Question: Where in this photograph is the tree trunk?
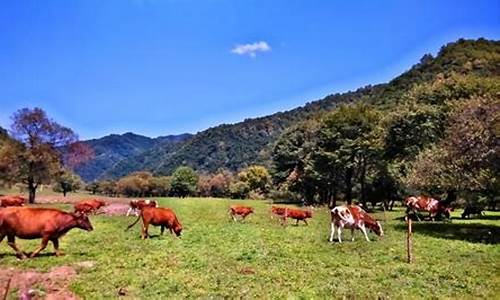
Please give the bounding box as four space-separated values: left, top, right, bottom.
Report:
28 179 37 204
360 158 367 208
345 168 353 205
63 190 67 197
445 189 457 204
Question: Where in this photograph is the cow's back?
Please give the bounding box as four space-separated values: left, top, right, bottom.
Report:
0 208 68 239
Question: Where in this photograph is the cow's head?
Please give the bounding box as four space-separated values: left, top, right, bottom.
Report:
304 210 313 218
73 212 94 231
173 224 182 237
371 221 384 237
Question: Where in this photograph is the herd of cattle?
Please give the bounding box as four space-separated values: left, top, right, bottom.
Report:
0 194 486 259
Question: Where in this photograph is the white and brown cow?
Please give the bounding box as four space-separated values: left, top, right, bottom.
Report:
405 196 451 221
126 199 158 216
329 205 383 243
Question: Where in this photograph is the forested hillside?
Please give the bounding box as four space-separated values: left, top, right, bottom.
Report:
75 132 191 181
96 39 498 179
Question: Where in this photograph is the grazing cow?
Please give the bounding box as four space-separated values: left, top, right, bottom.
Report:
74 199 106 214
0 207 93 259
405 196 452 221
461 205 485 219
126 207 182 239
282 208 313 226
126 199 158 216
329 205 383 243
0 196 26 208
228 205 254 221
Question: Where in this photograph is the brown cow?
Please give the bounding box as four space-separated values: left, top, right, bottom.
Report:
126 199 158 216
282 208 313 226
0 207 93 259
74 199 106 214
0 195 26 207
229 205 254 222
126 207 182 239
405 196 452 221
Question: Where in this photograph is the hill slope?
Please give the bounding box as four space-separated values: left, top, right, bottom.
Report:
75 132 191 181
98 38 499 178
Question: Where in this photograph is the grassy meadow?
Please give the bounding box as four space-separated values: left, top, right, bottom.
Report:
0 197 499 298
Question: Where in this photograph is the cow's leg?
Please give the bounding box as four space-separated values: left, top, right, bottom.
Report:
351 228 355 241
337 226 343 243
295 219 299 226
303 219 309 226
0 234 4 244
329 223 335 242
160 225 165 235
135 209 140 217
126 207 132 216
7 235 27 259
359 225 370 242
30 236 49 258
51 238 63 256
141 221 150 240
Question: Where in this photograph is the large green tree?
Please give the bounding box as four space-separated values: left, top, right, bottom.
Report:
170 166 199 197
315 104 381 204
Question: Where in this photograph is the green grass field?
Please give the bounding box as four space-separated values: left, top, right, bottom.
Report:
1 197 499 298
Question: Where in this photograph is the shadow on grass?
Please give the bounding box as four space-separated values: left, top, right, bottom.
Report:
457 214 500 221
394 222 499 244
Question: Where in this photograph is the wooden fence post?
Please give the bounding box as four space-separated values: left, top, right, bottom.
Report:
407 217 413 263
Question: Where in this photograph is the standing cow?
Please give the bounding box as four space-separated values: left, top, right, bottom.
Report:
228 205 254 222
329 205 383 243
282 208 312 226
0 207 93 259
126 207 182 239
405 196 452 221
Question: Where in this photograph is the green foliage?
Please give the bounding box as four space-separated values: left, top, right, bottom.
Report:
52 169 83 196
229 181 251 199
405 95 499 194
237 165 271 194
170 166 199 197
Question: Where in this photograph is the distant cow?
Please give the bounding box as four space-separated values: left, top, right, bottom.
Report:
0 207 93 259
0 196 26 208
74 199 106 214
126 207 182 239
126 199 158 216
229 205 254 221
461 205 485 219
329 205 383 243
405 196 452 221
282 208 312 226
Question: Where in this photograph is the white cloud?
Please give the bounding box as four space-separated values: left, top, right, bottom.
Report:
231 41 271 58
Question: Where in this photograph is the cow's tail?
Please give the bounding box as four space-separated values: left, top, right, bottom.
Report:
125 214 142 231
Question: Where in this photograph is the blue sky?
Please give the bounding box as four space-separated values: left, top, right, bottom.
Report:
0 0 499 139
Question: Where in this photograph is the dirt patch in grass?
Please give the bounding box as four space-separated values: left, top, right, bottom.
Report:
0 265 78 299
101 203 130 216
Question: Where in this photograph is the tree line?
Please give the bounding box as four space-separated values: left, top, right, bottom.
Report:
272 74 499 209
